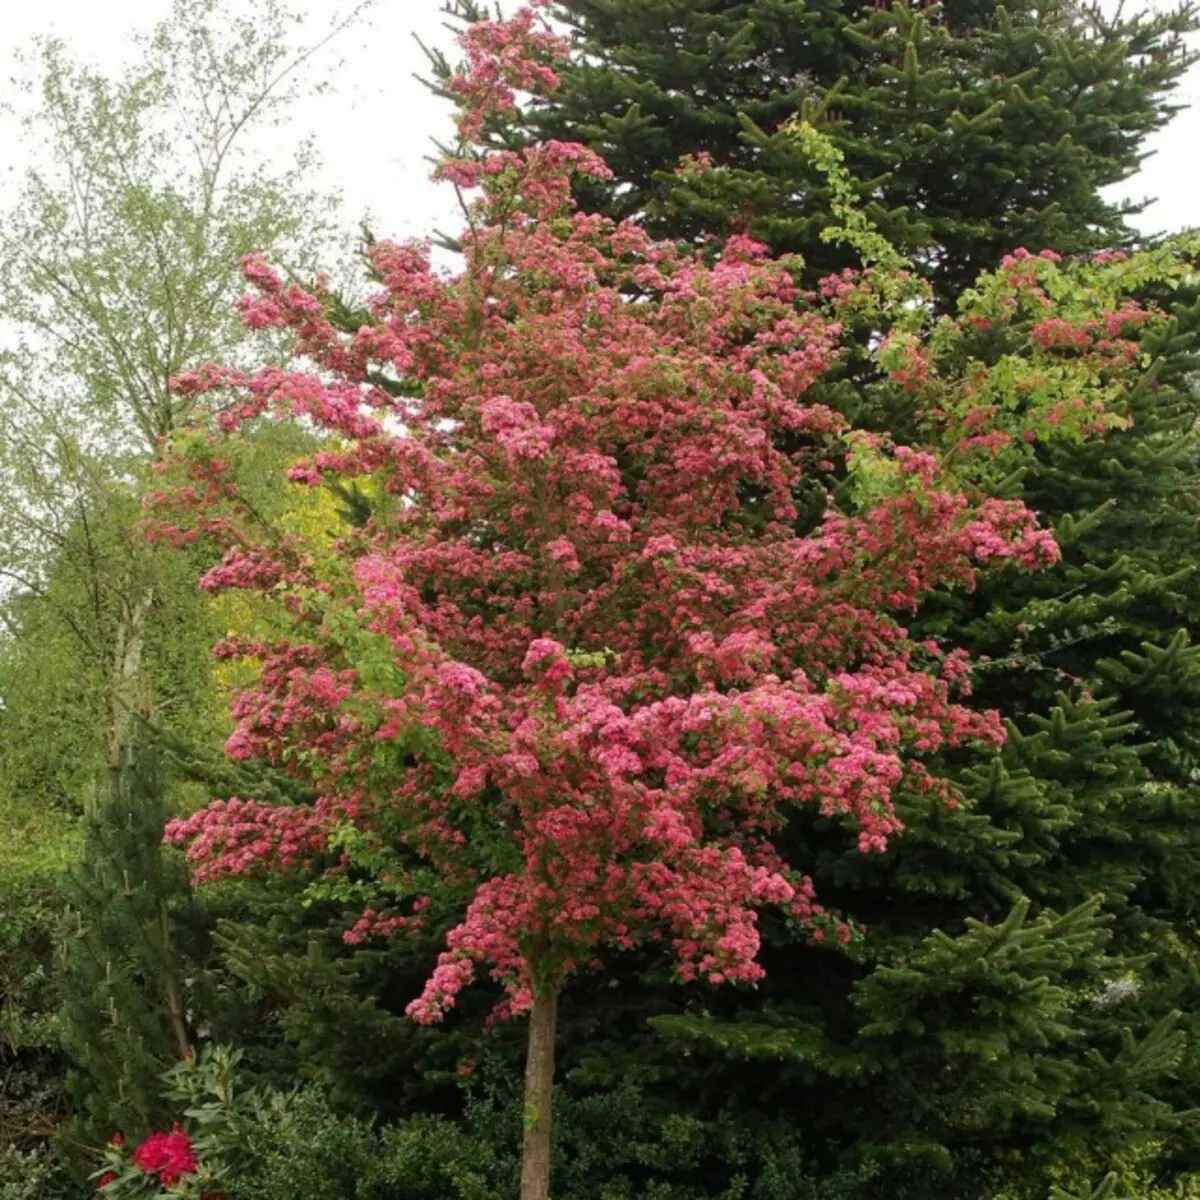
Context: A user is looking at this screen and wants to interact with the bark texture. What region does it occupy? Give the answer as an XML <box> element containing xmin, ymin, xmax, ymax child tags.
<box><xmin>519</xmin><ymin>987</ymin><xmax>558</xmax><ymax>1200</ymax></box>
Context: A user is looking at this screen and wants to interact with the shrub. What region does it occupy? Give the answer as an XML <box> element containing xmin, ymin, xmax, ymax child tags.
<box><xmin>0</xmin><ymin>876</ymin><xmax>71</xmax><ymax>1187</ymax></box>
<box><xmin>91</xmin><ymin>1046</ymin><xmax>877</xmax><ymax>1199</ymax></box>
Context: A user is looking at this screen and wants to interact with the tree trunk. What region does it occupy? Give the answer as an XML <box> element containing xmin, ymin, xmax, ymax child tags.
<box><xmin>108</xmin><ymin>587</ymin><xmax>154</xmax><ymax>766</ymax></box>
<box><xmin>519</xmin><ymin>987</ymin><xmax>558</xmax><ymax>1200</ymax></box>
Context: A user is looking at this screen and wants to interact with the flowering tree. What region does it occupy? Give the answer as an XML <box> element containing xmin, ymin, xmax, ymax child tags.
<box><xmin>153</xmin><ymin>5</ymin><xmax>1169</xmax><ymax>1197</ymax></box>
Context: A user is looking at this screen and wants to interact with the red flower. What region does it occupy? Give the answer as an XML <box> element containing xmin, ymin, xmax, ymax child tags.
<box><xmin>132</xmin><ymin>1128</ymin><xmax>198</xmax><ymax>1185</ymax></box>
<box><xmin>97</xmin><ymin>1173</ymin><xmax>116</xmax><ymax>1190</ymax></box>
<box><xmin>109</xmin><ymin>1132</ymin><xmax>124</xmax><ymax>1147</ymax></box>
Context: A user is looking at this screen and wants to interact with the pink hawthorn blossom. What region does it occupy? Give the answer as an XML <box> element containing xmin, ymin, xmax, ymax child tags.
<box><xmin>152</xmin><ymin>0</ymin><xmax>1146</xmax><ymax>1055</ymax></box>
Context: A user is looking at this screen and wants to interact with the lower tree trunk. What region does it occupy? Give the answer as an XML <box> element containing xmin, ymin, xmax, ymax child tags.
<box><xmin>108</xmin><ymin>587</ymin><xmax>154</xmax><ymax>766</ymax></box>
<box><xmin>519</xmin><ymin>987</ymin><xmax>558</xmax><ymax>1200</ymax></box>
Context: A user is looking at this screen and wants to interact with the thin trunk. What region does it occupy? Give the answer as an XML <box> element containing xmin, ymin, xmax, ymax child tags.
<box><xmin>108</xmin><ymin>587</ymin><xmax>154</xmax><ymax>766</ymax></box>
<box><xmin>519</xmin><ymin>987</ymin><xmax>558</xmax><ymax>1200</ymax></box>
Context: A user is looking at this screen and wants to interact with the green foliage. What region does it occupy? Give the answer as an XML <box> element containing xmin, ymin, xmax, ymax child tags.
<box><xmin>0</xmin><ymin>1145</ymin><xmax>86</xmax><ymax>1200</ymax></box>
<box><xmin>229</xmin><ymin>1089</ymin><xmax>506</xmax><ymax>1200</ymax></box>
<box><xmin>1049</xmin><ymin>1175</ymin><xmax>1125</xmax><ymax>1200</ymax></box>
<box><xmin>0</xmin><ymin>485</ymin><xmax>227</xmax><ymax>830</ymax></box>
<box><xmin>778</xmin><ymin>118</ymin><xmax>910</xmax><ymax>275</ymax></box>
<box><xmin>199</xmin><ymin>870</ymin><xmax>469</xmax><ymax>1123</ymax></box>
<box><xmin>120</xmin><ymin>1048</ymin><xmax>879</xmax><ymax>1200</ymax></box>
<box><xmin>0</xmin><ymin>877</ymin><xmax>70</xmax><ymax>1179</ymax></box>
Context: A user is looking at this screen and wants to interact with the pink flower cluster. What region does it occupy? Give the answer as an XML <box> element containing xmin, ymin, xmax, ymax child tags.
<box><xmin>446</xmin><ymin>0</ymin><xmax>565</xmax><ymax>141</ymax></box>
<box><xmin>164</xmin><ymin>795</ymin><xmax>344</xmax><ymax>883</ymax></box>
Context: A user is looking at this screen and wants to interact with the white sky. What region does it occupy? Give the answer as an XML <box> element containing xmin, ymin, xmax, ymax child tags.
<box><xmin>0</xmin><ymin>0</ymin><xmax>1197</xmax><ymax>248</ymax></box>
<box><xmin>0</xmin><ymin>0</ymin><xmax>462</xmax><ymax>244</ymax></box>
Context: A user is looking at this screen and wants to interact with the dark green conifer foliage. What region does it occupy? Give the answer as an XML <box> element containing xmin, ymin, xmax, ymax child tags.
<box><xmin>481</xmin><ymin>0</ymin><xmax>1200</xmax><ymax>303</ymax></box>
<box><xmin>919</xmin><ymin>276</ymin><xmax>1200</xmax><ymax>1188</ymax></box>
<box><xmin>200</xmin><ymin>875</ymin><xmax>484</xmax><ymax>1123</ymax></box>
<box><xmin>652</xmin><ymin>898</ymin><xmax>1183</xmax><ymax>1199</ymax></box>
<box><xmin>56</xmin><ymin>746</ymin><xmax>200</xmax><ymax>1146</ymax></box>
<box><xmin>411</xmin><ymin>3</ymin><xmax>1200</xmax><ymax>1196</ymax></box>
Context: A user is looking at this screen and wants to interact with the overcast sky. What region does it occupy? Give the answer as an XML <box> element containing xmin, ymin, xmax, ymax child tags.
<box><xmin>1</xmin><ymin>0</ymin><xmax>1198</xmax><ymax>247</ymax></box>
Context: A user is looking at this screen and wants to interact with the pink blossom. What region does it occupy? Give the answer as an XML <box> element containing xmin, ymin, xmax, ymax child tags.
<box><xmin>153</xmin><ymin>1</ymin><xmax>1150</xmax><ymax>1035</ymax></box>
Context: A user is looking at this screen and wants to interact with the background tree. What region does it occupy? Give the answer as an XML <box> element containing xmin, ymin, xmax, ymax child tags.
<box><xmin>0</xmin><ymin>0</ymin><xmax>356</xmax><ymax>783</ymax></box>
<box><xmin>418</xmin><ymin>2</ymin><xmax>1200</xmax><ymax>1194</ymax></box>
<box><xmin>0</xmin><ymin>0</ymin><xmax>364</xmax><ymax>1172</ymax></box>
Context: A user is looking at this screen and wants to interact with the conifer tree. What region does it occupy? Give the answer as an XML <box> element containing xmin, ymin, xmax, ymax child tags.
<box><xmin>57</xmin><ymin>745</ymin><xmax>200</xmax><ymax>1147</ymax></box>
<box><xmin>453</xmin><ymin>0</ymin><xmax>1199</xmax><ymax>302</ymax></box>
<box><xmin>410</xmin><ymin>4</ymin><xmax>1200</xmax><ymax>1195</ymax></box>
